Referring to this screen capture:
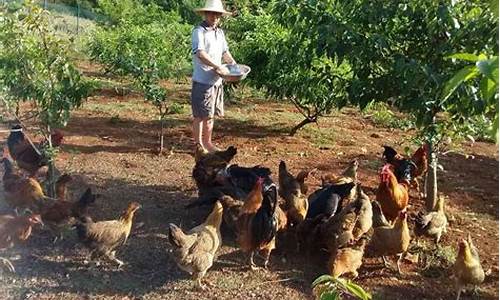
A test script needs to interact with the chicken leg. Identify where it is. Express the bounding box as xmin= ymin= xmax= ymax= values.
xmin=261 ymin=248 xmax=272 ymax=269
xmin=108 ymin=251 xmax=124 ymax=268
xmin=396 ymin=253 xmax=404 ymax=274
xmin=194 ymin=271 xmax=207 ymax=290
xmin=0 ymin=257 xmax=15 ymax=273
xmin=248 ymin=252 xmax=258 ymax=270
